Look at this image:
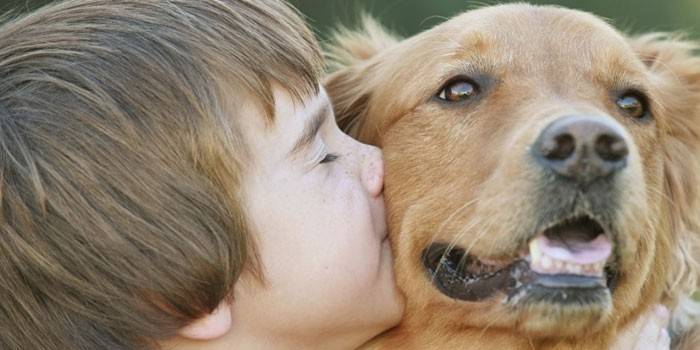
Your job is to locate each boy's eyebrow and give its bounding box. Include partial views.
[289,102,331,156]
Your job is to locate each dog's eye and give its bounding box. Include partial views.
[616,92,649,119]
[437,78,479,102]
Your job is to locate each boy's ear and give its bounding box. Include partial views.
[324,15,399,142]
[177,302,232,340]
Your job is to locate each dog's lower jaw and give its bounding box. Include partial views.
[512,299,613,337]
[359,321,618,350]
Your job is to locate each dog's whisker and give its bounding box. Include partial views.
[428,197,481,279]
[478,307,510,339]
[464,0,499,11]
[460,228,490,262]
[450,219,494,273]
[433,218,482,280]
[419,15,448,29]
[433,218,486,281]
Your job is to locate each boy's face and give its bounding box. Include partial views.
[233,86,403,345]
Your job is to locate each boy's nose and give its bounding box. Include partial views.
[361,145,384,198]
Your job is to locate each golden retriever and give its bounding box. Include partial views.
[324,4,700,349]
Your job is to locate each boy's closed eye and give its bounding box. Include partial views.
[288,98,341,166]
[320,153,339,164]
[289,101,332,157]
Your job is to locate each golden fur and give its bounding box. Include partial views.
[325,4,700,349]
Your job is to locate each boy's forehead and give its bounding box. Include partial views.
[276,84,327,110]
[237,85,329,151]
[271,85,328,128]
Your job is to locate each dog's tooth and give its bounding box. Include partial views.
[554,260,564,270]
[570,264,582,274]
[529,240,541,263]
[542,255,552,270]
[581,262,604,277]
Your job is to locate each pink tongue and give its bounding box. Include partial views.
[531,234,612,265]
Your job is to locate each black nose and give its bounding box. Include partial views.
[533,115,628,183]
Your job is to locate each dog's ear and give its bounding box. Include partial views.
[324,16,399,142]
[629,34,700,223]
[326,15,399,70]
[629,33,700,330]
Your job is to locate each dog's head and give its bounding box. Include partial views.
[326,4,700,339]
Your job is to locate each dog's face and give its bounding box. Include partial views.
[326,4,700,341]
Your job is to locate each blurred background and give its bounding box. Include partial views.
[3,0,699,40]
[288,0,700,40]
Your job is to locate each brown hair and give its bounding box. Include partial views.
[0,0,322,349]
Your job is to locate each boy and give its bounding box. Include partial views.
[0,1,401,349]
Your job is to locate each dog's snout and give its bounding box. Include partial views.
[533,115,628,182]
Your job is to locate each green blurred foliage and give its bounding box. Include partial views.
[2,0,698,40]
[0,0,52,15]
[290,0,700,39]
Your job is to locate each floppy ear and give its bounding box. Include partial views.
[324,16,399,142]
[629,33,700,341]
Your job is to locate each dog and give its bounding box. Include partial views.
[324,4,700,349]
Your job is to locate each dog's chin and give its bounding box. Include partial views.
[422,215,620,336]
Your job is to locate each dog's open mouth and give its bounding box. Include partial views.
[423,216,618,304]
